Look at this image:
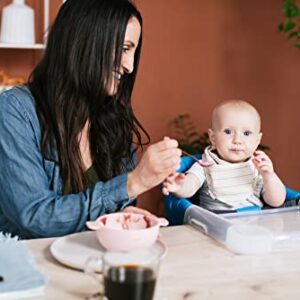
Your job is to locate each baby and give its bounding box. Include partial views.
[163,100,286,212]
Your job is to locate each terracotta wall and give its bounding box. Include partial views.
[1,0,300,215]
[134,0,300,214]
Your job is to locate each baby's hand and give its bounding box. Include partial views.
[252,150,274,178]
[162,173,186,196]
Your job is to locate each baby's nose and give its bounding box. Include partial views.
[232,135,242,144]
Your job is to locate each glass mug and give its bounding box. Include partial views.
[85,249,161,300]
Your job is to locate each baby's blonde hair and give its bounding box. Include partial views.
[211,99,261,130]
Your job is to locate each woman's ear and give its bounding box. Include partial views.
[208,128,215,146]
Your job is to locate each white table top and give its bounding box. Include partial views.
[25,225,300,300]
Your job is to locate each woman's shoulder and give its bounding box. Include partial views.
[0,85,37,119]
[0,84,35,105]
[0,85,40,136]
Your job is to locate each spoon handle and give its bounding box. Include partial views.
[181,150,214,168]
[181,150,200,163]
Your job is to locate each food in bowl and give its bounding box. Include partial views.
[86,212,168,252]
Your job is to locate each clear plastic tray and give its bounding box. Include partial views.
[184,205,300,255]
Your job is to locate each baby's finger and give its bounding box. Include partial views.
[176,173,185,180]
[256,162,268,170]
[166,174,177,183]
[176,175,186,184]
[162,187,169,196]
[252,157,261,166]
[254,150,271,161]
[162,181,168,188]
[253,156,270,166]
[256,161,273,172]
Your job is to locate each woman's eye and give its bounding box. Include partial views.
[244,131,252,136]
[122,47,129,53]
[224,129,231,135]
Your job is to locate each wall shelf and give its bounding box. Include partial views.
[0,43,45,50]
[0,0,65,50]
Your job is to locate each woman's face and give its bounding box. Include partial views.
[107,16,141,96]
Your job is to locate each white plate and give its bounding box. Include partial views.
[50,231,167,272]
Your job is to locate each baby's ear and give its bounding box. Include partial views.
[257,132,263,145]
[208,128,215,146]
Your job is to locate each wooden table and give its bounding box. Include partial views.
[26,225,300,300]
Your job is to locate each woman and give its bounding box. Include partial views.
[0,0,181,239]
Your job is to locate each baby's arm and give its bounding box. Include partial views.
[162,172,202,198]
[252,150,286,207]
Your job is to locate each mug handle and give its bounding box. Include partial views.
[84,255,105,300]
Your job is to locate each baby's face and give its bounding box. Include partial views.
[209,106,262,163]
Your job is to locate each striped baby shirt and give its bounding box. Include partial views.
[187,146,264,209]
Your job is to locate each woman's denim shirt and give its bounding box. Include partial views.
[0,86,135,239]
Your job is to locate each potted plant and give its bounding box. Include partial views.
[279,0,300,48]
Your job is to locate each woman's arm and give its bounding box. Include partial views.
[0,89,181,238]
[0,90,134,238]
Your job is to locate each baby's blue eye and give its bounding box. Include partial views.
[244,130,252,136]
[224,129,231,135]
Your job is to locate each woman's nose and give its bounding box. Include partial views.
[121,53,134,74]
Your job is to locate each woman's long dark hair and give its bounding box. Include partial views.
[28,0,149,193]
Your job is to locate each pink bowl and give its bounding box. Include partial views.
[86,212,168,251]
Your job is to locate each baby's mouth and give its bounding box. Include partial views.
[230,149,243,153]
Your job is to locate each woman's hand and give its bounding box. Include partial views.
[127,137,181,198]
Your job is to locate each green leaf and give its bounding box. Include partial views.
[288,31,298,38]
[294,40,300,48]
[285,5,299,18]
[284,0,294,6]
[284,21,296,31]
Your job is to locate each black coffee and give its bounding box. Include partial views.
[104,265,156,300]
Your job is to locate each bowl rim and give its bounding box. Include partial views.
[95,212,159,232]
